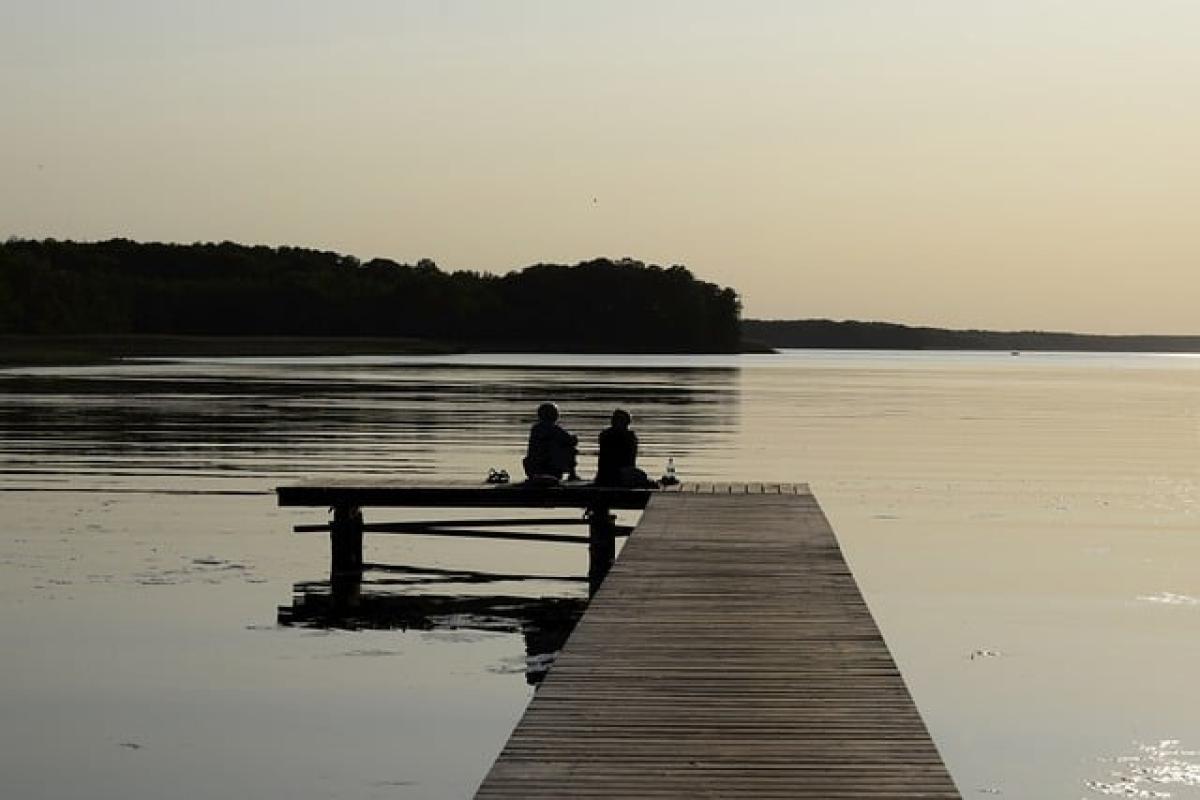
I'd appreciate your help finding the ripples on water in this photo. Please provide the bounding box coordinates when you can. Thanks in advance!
[0,356,742,489]
[1087,741,1200,799]
[0,353,749,800]
[5,350,1200,799]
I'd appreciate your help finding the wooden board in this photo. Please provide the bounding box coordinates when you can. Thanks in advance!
[275,481,808,511]
[475,490,960,799]
[276,479,654,510]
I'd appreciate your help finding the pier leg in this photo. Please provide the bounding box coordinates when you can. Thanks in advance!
[588,506,617,597]
[329,569,362,616]
[330,504,364,573]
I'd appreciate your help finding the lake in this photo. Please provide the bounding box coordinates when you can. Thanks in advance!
[2,350,1200,799]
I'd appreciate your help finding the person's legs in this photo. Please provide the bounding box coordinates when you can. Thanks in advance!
[550,443,580,481]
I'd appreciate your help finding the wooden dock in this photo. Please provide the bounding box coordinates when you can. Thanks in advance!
[277,478,655,593]
[475,484,960,798]
[277,479,959,797]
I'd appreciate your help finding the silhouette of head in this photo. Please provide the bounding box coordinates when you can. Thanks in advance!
[537,402,560,422]
[611,408,632,429]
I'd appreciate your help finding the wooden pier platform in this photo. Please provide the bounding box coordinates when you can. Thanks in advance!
[277,478,656,592]
[475,484,960,798]
[277,479,959,796]
[276,478,655,511]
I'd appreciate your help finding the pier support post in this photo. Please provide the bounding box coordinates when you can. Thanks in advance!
[330,504,364,573]
[329,569,363,615]
[587,506,617,597]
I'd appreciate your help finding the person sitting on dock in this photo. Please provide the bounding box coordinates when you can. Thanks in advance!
[595,408,657,488]
[523,402,581,483]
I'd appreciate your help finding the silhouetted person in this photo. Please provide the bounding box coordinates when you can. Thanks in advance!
[596,408,656,487]
[523,402,580,482]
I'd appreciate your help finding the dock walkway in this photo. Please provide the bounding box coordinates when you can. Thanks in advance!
[475,484,960,798]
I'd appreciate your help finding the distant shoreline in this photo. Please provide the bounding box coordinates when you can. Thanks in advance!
[10,328,1200,368]
[0,335,769,367]
[0,335,462,366]
[743,319,1200,354]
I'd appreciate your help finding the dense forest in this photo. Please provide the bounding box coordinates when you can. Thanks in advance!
[744,318,1200,353]
[0,239,742,353]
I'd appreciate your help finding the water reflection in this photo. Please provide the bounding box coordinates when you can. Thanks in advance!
[10,352,1200,798]
[1085,740,1200,798]
[0,359,740,488]
[278,566,588,685]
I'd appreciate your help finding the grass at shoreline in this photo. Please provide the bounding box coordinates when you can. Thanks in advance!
[0,335,464,366]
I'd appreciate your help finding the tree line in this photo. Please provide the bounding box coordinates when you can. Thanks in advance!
[0,239,742,352]
[743,318,1200,353]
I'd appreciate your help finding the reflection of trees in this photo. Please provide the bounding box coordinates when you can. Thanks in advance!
[278,568,587,685]
[0,364,740,480]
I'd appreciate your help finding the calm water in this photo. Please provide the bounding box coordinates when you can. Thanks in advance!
[3,350,1200,798]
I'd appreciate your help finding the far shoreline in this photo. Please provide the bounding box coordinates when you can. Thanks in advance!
[11,329,1200,368]
[744,318,1200,354]
[0,335,463,367]
[0,335,770,367]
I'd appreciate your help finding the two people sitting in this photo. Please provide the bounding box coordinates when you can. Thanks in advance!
[522,403,657,488]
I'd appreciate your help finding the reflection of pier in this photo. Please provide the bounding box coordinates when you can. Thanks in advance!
[278,567,587,685]
[277,481,960,798]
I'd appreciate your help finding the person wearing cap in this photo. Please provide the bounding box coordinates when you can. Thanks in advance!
[522,402,581,482]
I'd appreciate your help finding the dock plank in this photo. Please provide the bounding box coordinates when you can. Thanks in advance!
[276,480,744,510]
[276,479,654,510]
[475,490,959,799]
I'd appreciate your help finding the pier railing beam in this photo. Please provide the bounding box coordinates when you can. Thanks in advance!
[330,504,364,573]
[587,505,617,597]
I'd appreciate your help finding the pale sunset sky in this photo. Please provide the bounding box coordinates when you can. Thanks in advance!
[2,1,1198,333]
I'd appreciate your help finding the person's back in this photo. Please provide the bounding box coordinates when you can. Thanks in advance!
[596,408,642,487]
[523,402,580,481]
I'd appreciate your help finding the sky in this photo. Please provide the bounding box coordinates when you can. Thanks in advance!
[2,1,1199,333]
